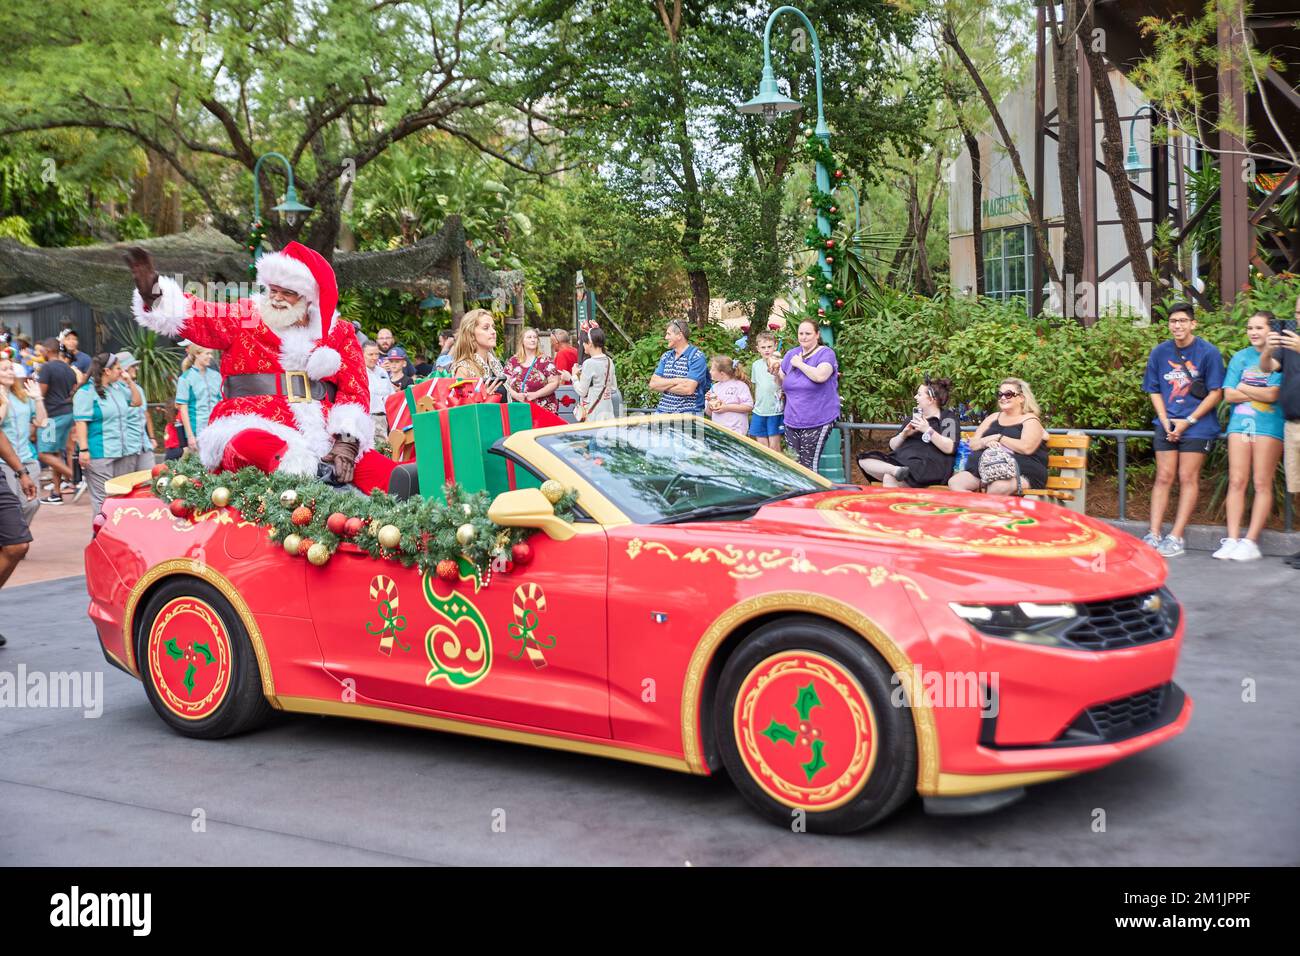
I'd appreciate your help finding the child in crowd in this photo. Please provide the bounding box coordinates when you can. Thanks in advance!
[748,332,784,450]
[706,356,754,436]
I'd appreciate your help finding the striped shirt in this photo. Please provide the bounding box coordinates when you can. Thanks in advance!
[653,345,709,414]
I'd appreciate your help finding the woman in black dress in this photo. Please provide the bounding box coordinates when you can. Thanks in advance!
[948,377,1048,495]
[858,379,959,487]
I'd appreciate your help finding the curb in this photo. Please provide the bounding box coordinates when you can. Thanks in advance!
[1106,519,1300,557]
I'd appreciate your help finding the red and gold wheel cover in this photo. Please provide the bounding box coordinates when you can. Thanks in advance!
[733,651,878,812]
[146,596,233,721]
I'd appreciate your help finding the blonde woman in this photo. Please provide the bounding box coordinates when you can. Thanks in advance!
[451,309,506,388]
[504,326,561,414]
[948,378,1048,495]
[175,344,221,452]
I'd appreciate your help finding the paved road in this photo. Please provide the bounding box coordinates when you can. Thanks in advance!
[1,552,1297,866]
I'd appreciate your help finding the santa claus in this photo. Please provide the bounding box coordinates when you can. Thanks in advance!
[124,243,396,493]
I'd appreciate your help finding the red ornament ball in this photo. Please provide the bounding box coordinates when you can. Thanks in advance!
[825,255,835,264]
[168,498,191,519]
[436,559,460,581]
[511,541,533,566]
[835,298,845,308]
[829,205,838,214]
[326,512,349,536]
[291,506,314,527]
[833,169,844,179]
[344,517,365,538]
[298,538,315,556]
[825,239,835,249]
[151,464,168,479]
[817,308,827,317]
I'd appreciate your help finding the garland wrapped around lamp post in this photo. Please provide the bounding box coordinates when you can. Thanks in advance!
[147,456,577,587]
[737,5,843,344]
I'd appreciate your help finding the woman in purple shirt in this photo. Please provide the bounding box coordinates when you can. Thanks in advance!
[777,320,840,472]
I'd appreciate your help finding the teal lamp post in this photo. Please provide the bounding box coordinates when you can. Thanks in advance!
[738,5,836,344]
[251,151,313,261]
[1124,105,1157,182]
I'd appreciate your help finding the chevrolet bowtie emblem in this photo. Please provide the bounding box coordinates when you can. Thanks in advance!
[1141,594,1162,613]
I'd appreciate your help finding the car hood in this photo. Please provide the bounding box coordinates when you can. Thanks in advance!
[737,487,1155,593]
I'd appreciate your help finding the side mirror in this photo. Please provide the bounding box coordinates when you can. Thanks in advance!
[487,488,576,541]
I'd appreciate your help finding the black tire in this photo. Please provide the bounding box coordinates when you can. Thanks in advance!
[714,616,917,833]
[136,578,272,739]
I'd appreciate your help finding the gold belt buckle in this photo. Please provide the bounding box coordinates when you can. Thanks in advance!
[284,370,311,403]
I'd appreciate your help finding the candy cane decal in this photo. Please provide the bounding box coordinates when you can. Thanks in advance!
[508,583,556,669]
[366,574,409,655]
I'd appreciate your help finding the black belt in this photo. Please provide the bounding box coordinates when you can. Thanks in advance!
[224,371,338,403]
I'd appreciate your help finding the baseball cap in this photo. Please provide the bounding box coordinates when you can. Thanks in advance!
[385,346,408,360]
[115,351,140,371]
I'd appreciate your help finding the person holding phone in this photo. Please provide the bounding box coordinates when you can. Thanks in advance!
[1141,303,1225,557]
[1260,290,1300,569]
[859,379,958,487]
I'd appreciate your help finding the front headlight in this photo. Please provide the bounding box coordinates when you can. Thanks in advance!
[948,601,1079,647]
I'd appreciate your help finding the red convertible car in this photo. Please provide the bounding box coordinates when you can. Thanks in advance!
[85,414,1191,833]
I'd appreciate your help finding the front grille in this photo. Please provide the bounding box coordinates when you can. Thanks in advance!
[1062,588,1180,651]
[1055,682,1181,744]
[981,682,1185,749]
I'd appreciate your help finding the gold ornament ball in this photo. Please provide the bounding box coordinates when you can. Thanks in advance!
[462,503,473,516]
[280,489,299,508]
[377,524,403,550]
[170,474,188,489]
[540,479,565,504]
[306,542,331,566]
[210,486,231,508]
[283,533,303,556]
[456,523,476,547]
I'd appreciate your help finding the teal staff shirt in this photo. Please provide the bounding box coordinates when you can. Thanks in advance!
[73,382,132,459]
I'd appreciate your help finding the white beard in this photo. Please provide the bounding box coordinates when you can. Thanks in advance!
[259,295,310,332]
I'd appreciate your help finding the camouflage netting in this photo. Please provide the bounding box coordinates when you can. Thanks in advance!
[0,215,522,313]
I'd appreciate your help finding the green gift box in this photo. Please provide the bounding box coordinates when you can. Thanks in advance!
[411,402,541,503]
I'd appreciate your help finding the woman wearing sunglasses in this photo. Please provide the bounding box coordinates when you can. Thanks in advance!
[72,352,143,520]
[948,378,1048,495]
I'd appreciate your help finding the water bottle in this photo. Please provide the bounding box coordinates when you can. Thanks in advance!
[954,438,970,473]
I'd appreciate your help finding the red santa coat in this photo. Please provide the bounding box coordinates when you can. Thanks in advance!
[132,274,374,477]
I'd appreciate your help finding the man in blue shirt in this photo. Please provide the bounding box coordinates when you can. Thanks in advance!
[1141,302,1225,557]
[649,319,710,414]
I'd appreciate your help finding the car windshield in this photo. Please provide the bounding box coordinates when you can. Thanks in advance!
[536,418,827,524]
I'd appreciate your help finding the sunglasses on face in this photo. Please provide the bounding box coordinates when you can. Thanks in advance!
[997,390,1020,400]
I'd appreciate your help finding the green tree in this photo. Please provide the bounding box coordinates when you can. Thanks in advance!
[0,0,559,256]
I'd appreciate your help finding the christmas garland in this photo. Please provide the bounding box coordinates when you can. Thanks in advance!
[147,456,578,587]
[797,129,850,334]
[246,219,267,277]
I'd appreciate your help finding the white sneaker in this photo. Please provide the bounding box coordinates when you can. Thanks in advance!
[1142,531,1162,548]
[1157,535,1185,557]
[1212,538,1240,559]
[1228,538,1262,561]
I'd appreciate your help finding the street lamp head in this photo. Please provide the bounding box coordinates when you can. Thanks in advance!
[1124,141,1148,182]
[273,184,312,227]
[738,65,802,121]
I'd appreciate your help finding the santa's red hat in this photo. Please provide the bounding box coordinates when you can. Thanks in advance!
[255,241,338,330]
